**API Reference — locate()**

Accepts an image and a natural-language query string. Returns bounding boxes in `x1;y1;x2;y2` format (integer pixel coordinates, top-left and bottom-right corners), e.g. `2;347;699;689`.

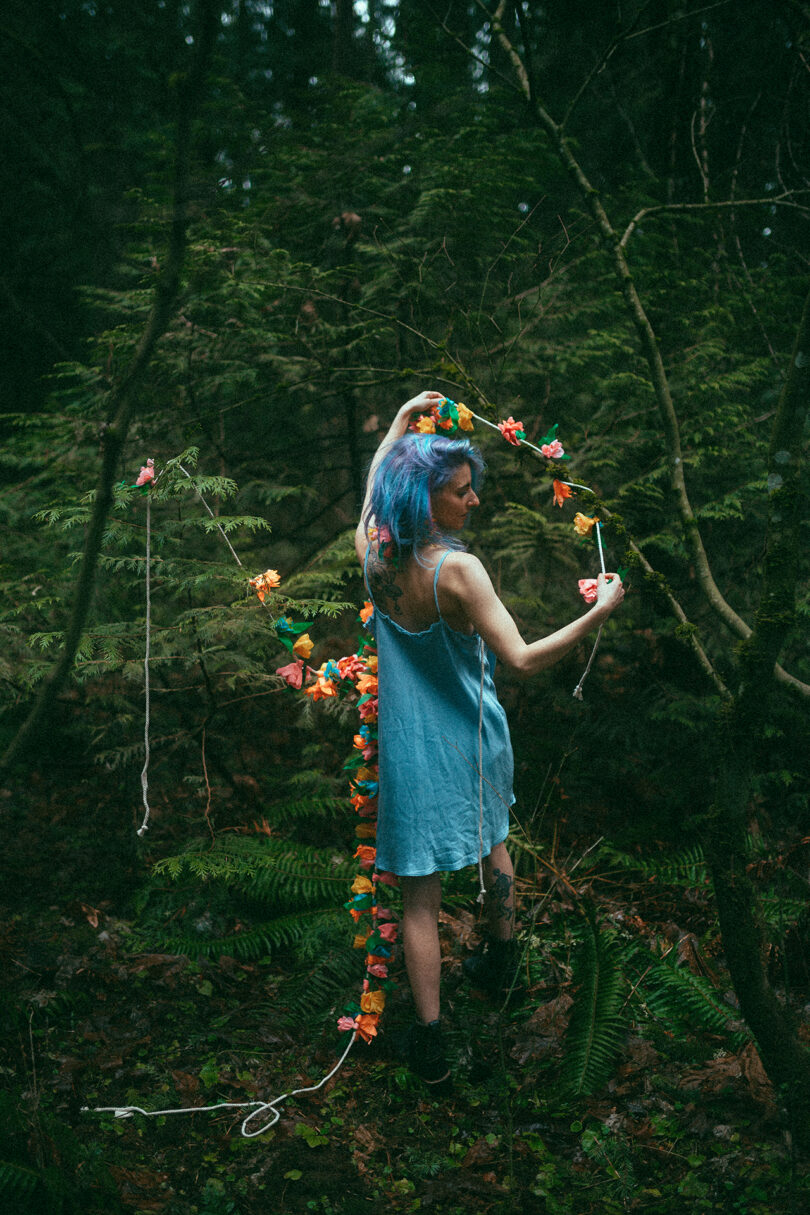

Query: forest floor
3;776;810;1215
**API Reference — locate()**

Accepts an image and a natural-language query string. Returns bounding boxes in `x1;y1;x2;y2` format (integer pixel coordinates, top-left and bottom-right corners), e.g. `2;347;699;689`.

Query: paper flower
360;990;386;1015
359;602;374;626
457;402;474;431
337;1015;358;1033
292;632;314;659
249;569;281;601
573;512;599;536
303;671;337;700
541;439;565;459
355;1013;379;1043
415;415;436;434
354;844;377;868
135;458;155;487
497;416;526;446
339;654;366;681
276;659;306;689
365;962;388;978
578;578;599;604
356;672;378;696
378;922;398;942
553;479;574;507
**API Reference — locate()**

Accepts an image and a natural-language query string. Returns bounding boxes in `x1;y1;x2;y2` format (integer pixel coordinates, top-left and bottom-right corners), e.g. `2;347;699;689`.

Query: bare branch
619;191;810;249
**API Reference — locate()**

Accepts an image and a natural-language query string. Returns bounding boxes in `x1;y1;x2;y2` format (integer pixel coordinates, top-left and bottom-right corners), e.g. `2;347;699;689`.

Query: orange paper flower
248;568;281;601
355;844;377;868
355;1013;379;1043
359;602;374;625
552;480;574;508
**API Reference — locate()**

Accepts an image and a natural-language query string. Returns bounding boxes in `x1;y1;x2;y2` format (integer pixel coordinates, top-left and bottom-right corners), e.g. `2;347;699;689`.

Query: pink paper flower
378;922;398;942
365;963;388;978
276;659;306;689
135;458;155;486
541;439;565;459
578;578;599;604
337;1016;358;1032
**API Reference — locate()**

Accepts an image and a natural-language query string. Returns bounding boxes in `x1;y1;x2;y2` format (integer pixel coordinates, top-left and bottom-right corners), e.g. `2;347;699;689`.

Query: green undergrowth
3;780;810;1215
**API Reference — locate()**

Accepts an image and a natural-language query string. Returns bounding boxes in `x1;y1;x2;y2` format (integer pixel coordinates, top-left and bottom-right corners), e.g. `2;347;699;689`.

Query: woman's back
365;545;472;635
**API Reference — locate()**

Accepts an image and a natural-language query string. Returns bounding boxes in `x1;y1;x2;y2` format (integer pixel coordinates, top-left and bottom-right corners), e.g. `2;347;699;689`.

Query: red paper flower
497;416;526;446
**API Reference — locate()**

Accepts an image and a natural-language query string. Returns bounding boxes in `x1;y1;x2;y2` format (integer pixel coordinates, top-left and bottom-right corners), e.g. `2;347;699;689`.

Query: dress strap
432;551;452;618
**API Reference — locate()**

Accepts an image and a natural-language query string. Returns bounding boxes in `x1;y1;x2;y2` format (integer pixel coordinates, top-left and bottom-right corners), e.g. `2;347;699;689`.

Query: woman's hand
593;572;625;619
397;390;444;420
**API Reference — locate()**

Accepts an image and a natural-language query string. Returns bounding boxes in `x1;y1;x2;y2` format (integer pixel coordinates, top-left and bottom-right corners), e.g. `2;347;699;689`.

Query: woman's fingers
596;572;625;611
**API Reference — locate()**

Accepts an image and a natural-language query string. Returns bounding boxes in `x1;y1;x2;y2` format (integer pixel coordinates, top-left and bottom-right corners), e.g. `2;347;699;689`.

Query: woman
355;390;624;1085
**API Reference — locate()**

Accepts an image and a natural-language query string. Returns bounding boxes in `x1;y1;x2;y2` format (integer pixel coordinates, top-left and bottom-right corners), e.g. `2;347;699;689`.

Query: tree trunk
1;0;222;775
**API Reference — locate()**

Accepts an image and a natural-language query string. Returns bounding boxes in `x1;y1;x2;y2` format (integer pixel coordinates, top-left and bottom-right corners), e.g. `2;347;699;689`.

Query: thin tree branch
619;192;810;249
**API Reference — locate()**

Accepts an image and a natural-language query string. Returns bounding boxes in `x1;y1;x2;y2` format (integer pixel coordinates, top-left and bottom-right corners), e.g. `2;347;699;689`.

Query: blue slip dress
364;549;514;877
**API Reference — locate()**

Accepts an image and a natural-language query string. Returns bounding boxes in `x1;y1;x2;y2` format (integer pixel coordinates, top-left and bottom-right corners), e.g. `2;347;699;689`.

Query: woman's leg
482;841;515;942
400;872;442;1024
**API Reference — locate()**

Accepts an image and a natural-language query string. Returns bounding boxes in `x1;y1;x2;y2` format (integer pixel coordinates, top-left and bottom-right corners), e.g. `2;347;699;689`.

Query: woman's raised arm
354;390;444;562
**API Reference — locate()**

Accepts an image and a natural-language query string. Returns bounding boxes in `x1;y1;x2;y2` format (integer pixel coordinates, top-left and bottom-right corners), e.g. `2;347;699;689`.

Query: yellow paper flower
360;990;386;1015
573;512;599;536
353;933;370;949
351;875;374;894
456;402;474;431
293;632;314;659
416;415;436;434
366;654;378;673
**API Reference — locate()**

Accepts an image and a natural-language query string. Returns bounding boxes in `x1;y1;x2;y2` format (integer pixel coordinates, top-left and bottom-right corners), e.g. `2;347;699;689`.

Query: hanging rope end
572;685;584;701
136;823;149;837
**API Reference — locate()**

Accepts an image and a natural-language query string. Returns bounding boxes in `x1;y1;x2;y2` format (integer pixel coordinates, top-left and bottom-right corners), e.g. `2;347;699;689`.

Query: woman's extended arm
440;552;625;676
354;390;444;562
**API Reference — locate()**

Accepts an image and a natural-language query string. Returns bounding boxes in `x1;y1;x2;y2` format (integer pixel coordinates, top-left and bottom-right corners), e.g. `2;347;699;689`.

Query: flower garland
272;597;397;1045
411;397;619;695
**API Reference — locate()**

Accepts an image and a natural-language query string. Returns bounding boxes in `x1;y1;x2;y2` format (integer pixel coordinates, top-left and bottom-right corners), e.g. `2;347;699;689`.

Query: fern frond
138;908;341;961
629;943;743;1041
561;906;627;1096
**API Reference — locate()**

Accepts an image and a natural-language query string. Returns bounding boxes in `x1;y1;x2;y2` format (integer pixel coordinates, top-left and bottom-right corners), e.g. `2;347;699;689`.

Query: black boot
406;1019;451;1087
462;936;522;996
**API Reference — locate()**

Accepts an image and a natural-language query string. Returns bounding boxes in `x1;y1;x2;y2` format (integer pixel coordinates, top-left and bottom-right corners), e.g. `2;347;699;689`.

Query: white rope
137;492;152;837
84;1031;357;1139
179;463;244;568
573;522;607;701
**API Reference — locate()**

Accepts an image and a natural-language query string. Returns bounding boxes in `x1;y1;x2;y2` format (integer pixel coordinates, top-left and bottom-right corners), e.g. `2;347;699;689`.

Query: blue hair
364;433;485;560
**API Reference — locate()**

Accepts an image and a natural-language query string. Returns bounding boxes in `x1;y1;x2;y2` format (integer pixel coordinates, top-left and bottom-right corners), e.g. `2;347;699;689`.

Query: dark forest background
1;2;809;1212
